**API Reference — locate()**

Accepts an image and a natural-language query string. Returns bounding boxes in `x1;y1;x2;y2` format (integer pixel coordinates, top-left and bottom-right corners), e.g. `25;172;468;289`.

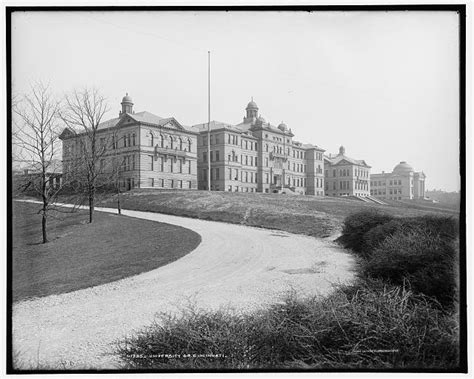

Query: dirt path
13;205;356;369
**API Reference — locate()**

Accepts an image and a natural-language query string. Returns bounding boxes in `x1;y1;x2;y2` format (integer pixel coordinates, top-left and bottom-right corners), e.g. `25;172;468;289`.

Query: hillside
97;190;459;238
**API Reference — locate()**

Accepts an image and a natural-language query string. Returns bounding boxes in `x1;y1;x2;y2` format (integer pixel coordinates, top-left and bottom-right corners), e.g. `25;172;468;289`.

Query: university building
192;99;326;195
60;94;198;190
370;161;426;200
324;146;371;197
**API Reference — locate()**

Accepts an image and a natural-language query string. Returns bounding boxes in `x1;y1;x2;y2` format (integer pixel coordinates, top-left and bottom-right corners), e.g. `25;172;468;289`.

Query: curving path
13;205;356;369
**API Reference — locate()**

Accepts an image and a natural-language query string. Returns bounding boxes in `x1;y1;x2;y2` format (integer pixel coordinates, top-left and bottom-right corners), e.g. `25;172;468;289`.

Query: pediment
115;115;137;128
162;118;185;131
59;127;75;140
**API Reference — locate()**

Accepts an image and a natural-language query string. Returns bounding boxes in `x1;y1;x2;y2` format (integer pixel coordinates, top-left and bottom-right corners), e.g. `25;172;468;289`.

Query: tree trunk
42;205;48;244
41;168;48;243
117;186;121;215
89;194;94;223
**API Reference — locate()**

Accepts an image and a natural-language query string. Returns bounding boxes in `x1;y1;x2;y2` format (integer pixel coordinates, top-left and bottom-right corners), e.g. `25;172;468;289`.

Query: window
265;158;268;167
128;134;132;147
149;178;154;187
188;160;192;174
215;167;220;180
170;159;173;173
216;151;220;161
132;133;136;146
150;155;154;171
170;136;174;149
179;159;183;173
203;152;207;162
132;154;135;170
150;133;154;147
123;135;127;147
266;173;269;184
179;138;183;150
160;157;164;172
255;157;258;166
210;151;214;162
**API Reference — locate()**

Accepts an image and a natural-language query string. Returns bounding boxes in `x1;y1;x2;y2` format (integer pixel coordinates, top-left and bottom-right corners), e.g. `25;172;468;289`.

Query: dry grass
96;190;458;238
116;279;459;370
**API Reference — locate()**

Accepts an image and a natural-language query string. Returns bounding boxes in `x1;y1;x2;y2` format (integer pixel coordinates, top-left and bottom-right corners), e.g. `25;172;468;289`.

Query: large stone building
60;94;198;190
192;99;326;195
370;161;426;200
323;146;371;197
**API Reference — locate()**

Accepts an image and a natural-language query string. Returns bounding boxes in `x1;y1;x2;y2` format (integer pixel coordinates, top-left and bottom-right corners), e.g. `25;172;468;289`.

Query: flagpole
207;50;211;191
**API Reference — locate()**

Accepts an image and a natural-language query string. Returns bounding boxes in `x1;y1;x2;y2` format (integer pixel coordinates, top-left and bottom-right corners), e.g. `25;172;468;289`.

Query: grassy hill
97;190;459;238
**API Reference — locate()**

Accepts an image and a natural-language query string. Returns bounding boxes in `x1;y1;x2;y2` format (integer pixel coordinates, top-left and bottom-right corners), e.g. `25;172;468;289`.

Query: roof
22;160;63;174
302;143;325;151
94;111;195;133
393;161;414;173
324;154;370;168
191;120;241;133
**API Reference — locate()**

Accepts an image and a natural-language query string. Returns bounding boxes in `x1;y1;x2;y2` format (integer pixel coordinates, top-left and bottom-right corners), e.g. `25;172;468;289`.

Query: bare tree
60;88;110;223
13;82;62;244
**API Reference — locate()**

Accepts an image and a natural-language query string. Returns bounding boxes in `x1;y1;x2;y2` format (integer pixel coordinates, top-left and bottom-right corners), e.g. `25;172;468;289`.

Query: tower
120;93;134;115
243;97;259;123
338;146;346;156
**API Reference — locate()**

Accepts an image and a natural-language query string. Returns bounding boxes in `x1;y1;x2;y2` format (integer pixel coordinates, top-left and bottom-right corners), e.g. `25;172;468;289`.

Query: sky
11;10;461;191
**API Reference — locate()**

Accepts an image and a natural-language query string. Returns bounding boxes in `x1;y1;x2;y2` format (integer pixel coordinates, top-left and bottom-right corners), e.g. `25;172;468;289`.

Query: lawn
96;190;459;238
12;201;201;302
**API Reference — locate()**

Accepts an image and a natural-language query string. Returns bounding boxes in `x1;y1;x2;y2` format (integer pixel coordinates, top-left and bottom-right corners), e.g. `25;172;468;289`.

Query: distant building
324;146;371;197
13;160;63;191
192;99;326;195
60;94;198;191
370;161;426;200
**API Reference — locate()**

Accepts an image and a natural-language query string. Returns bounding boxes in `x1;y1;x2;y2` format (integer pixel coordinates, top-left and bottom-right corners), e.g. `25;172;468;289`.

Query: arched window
170;136;174;149
188;138;192;152
150;132;154;147
179;137;183;151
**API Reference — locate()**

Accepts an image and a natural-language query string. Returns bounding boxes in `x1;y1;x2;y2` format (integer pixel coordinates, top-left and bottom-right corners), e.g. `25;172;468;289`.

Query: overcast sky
11;10;461;191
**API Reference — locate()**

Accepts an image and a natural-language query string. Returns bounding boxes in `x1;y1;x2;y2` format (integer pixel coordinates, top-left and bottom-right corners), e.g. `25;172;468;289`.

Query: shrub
337;210;394;257
116;280;459;370
363;227;458;308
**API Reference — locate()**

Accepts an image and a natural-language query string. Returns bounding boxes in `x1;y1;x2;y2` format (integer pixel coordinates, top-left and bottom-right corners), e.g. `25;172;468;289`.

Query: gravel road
13;206;356;369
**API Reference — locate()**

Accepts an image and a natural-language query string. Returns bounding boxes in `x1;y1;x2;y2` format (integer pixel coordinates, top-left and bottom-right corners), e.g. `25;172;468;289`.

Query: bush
363;227;458;308
116;280;459;370
337;210;394;257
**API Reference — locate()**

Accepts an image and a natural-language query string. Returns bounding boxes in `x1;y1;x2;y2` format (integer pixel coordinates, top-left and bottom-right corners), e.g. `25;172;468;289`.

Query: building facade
370;161;426;200
324;146;371;197
60;94;198;190
192;100;326;195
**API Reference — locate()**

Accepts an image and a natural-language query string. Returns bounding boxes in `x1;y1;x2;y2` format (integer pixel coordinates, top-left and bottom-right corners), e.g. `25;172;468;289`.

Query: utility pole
207;50;211;191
